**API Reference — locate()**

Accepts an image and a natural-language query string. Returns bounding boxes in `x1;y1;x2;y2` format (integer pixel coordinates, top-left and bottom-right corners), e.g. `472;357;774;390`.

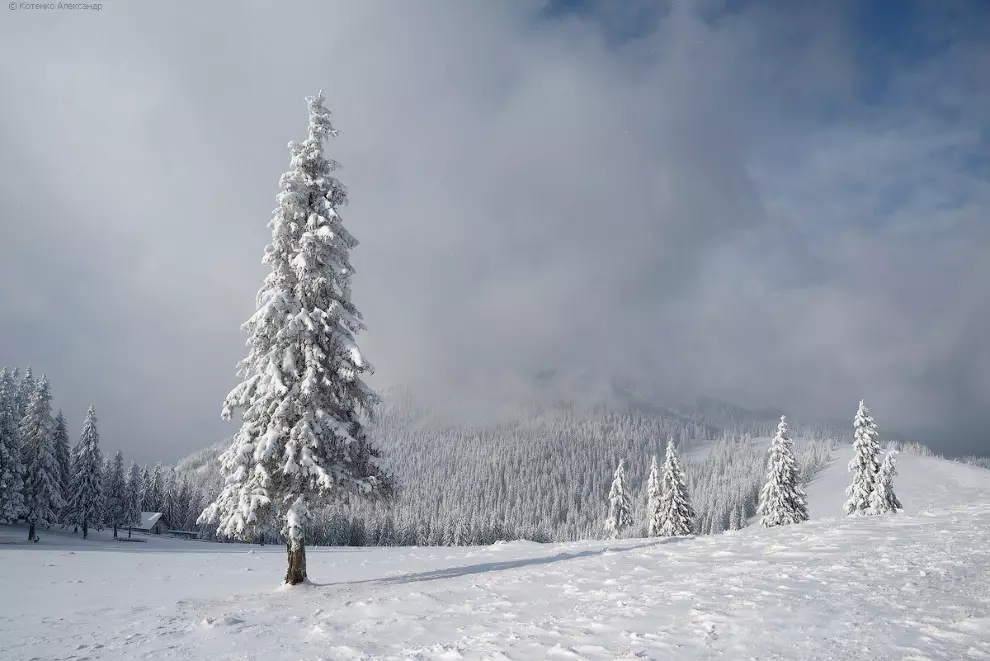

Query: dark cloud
1;0;987;462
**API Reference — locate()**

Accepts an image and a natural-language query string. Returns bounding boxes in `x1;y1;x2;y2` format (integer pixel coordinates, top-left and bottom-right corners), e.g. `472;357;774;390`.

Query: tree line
595;399;904;542
0;366;207;540
1;370;911;550
173;391;839;548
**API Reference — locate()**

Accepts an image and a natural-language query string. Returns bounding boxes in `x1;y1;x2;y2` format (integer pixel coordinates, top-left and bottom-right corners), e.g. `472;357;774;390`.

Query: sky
0;0;988;463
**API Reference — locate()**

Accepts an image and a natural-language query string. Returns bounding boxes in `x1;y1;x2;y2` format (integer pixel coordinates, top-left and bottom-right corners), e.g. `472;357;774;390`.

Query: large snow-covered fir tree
67;406;104;539
656;438;695;537
0;368;26;523
646;454;662;537
52;410;71;516
757;415;809;527
21;376;64;541
103;450;127;538
605;460;633;539
199;92;392;584
124;461;143;537
869;450;902;515
844;400;881;516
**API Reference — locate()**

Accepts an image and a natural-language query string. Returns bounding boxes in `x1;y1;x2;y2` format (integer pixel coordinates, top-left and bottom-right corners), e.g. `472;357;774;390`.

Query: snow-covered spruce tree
199;92;392;585
869;450;902;514
728;505;741;530
124;461;143;537
12;366;33;480
67;406;104;539
139;464;151;509
605;460;633;539
757;416;808;528
21;376;64;541
100;455;112;526
145;463;163;512
0;368;26;523
162;468;177;525
656;438;695;536
174;474;191;529
646;454;662;537
52;411;71;519
103;450;127;539
15;366;36;471
844;400;881;516
16;366;35;420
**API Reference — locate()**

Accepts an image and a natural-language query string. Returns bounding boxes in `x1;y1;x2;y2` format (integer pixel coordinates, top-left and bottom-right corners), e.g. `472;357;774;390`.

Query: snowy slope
2;456;990;661
804;452;990;519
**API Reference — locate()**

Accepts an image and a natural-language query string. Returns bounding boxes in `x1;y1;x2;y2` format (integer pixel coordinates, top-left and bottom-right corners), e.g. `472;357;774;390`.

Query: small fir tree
605;459;633;539
21;377;64;540
728;506;741;530
16;366;35;420
844;400;881;516
869;450;902;514
656;438;695;536
124;461;143;537
103;450;128;538
163;468;177;525
146;463;163;512
52;411;71;519
0;369;26;523
757;415;809;528
646;454;662;537
66;406;104;539
13;367;32;474
139;464;151;509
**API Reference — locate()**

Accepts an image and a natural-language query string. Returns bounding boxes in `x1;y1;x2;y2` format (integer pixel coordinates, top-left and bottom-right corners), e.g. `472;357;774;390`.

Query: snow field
0;453;988;660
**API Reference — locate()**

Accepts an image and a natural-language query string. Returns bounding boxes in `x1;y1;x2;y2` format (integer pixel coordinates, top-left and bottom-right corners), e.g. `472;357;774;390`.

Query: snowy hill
169;382;840;544
2;454;989;660
804;452;990;519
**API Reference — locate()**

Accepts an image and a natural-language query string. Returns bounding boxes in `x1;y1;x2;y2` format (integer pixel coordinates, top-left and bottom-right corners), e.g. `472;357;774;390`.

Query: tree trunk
113;526;118;539
82;518;88;540
128;527;132;538
284;541;307;585
28;523;35;541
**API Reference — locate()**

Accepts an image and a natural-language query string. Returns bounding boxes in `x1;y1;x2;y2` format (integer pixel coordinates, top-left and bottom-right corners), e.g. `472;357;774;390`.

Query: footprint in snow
201;615;244;628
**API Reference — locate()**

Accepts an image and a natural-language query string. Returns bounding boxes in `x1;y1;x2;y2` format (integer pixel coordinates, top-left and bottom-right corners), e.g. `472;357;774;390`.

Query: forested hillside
178;376;840;546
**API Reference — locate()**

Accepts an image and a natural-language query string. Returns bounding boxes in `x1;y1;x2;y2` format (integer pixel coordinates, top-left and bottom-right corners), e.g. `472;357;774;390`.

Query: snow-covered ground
2;454;989;661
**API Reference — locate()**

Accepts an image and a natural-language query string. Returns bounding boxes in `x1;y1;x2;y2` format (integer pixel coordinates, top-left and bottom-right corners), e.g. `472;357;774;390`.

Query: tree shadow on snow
328;537;685;587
